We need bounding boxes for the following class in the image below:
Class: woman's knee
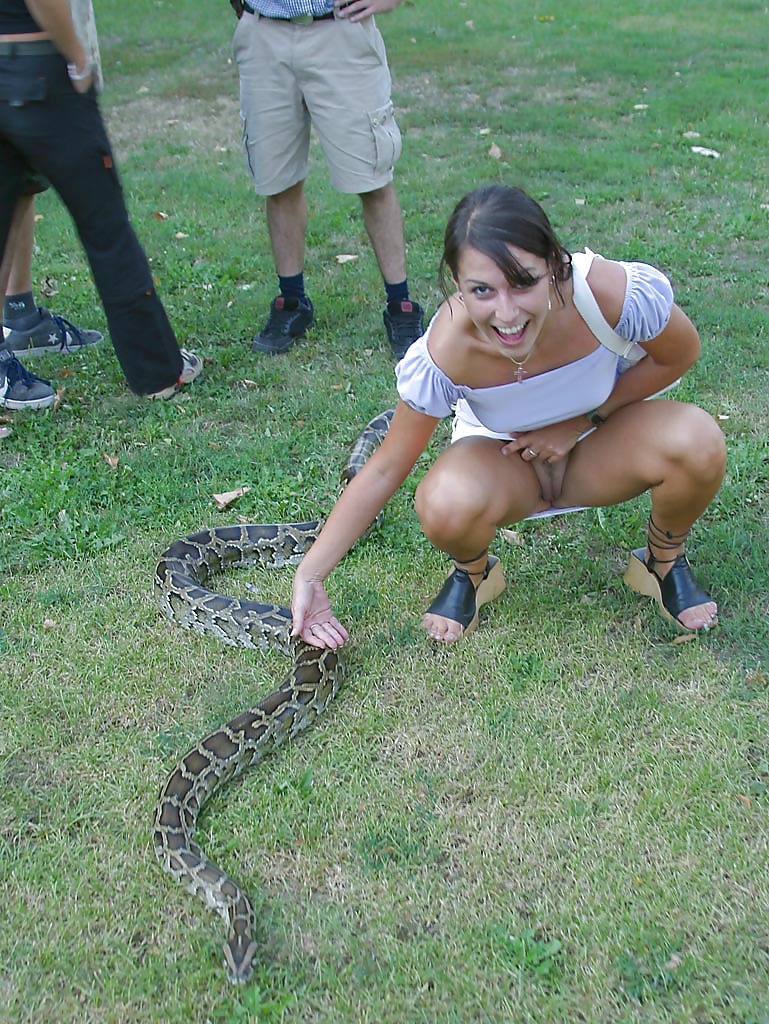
[667,406,727,482]
[414,467,487,543]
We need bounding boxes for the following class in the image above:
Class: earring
[456,291,465,303]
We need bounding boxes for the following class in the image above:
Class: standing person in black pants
[0,0,203,403]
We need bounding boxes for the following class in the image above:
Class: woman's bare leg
[415,436,544,641]
[416,401,726,640]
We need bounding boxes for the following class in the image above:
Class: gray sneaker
[0,350,56,410]
[1,306,103,356]
[148,349,204,400]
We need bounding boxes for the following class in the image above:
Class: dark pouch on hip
[0,72,47,106]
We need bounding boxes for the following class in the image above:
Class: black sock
[278,273,306,302]
[3,291,38,327]
[385,279,409,310]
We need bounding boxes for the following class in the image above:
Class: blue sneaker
[1,306,103,356]
[0,350,55,410]
[252,296,314,354]
[383,299,425,360]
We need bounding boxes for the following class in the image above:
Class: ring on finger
[526,447,538,458]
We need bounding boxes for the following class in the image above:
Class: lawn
[1,1,768,1021]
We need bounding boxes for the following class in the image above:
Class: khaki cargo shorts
[233,13,402,195]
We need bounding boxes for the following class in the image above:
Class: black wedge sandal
[623,516,716,632]
[425,550,506,638]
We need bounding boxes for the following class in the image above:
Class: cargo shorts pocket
[368,102,401,177]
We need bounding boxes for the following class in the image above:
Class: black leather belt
[243,8,335,22]
[0,39,58,56]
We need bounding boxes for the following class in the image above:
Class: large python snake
[152,408,393,984]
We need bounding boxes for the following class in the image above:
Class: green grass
[1,0,768,1021]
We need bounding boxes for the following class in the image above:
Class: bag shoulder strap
[570,249,645,364]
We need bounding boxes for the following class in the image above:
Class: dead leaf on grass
[214,485,250,510]
[103,454,119,469]
[500,528,524,546]
[672,632,698,644]
[335,254,359,264]
[153,211,170,220]
[488,142,502,160]
[53,385,66,412]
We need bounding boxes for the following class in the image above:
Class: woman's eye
[472,286,490,297]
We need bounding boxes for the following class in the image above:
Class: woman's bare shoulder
[426,297,476,375]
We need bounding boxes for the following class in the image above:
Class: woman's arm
[291,401,440,646]
[580,256,701,423]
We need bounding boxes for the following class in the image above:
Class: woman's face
[454,244,552,361]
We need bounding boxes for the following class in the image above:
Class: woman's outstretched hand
[291,577,349,649]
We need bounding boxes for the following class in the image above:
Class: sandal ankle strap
[452,548,489,577]
[647,515,691,572]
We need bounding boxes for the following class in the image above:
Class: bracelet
[67,61,93,82]
[587,409,606,426]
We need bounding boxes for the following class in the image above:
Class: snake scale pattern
[153,409,393,984]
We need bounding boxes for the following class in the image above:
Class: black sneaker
[383,300,425,359]
[1,306,103,356]
[252,296,314,354]
[0,350,56,410]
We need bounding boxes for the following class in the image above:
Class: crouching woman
[291,184,727,648]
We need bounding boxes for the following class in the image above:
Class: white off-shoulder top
[395,251,674,439]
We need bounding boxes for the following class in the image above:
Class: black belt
[243,8,335,22]
[0,39,58,56]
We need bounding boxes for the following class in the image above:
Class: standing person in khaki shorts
[231,0,425,359]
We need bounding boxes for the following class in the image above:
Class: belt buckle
[289,13,314,24]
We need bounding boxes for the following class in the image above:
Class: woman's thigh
[557,399,724,509]
[417,436,548,524]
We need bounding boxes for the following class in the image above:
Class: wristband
[587,409,606,426]
[67,61,93,82]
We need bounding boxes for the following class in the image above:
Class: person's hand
[502,420,584,504]
[291,576,349,649]
[66,59,94,94]
[334,0,402,21]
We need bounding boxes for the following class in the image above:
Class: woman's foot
[422,553,506,642]
[624,517,717,632]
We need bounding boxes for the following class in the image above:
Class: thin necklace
[508,345,537,383]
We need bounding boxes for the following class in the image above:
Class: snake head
[223,936,258,985]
